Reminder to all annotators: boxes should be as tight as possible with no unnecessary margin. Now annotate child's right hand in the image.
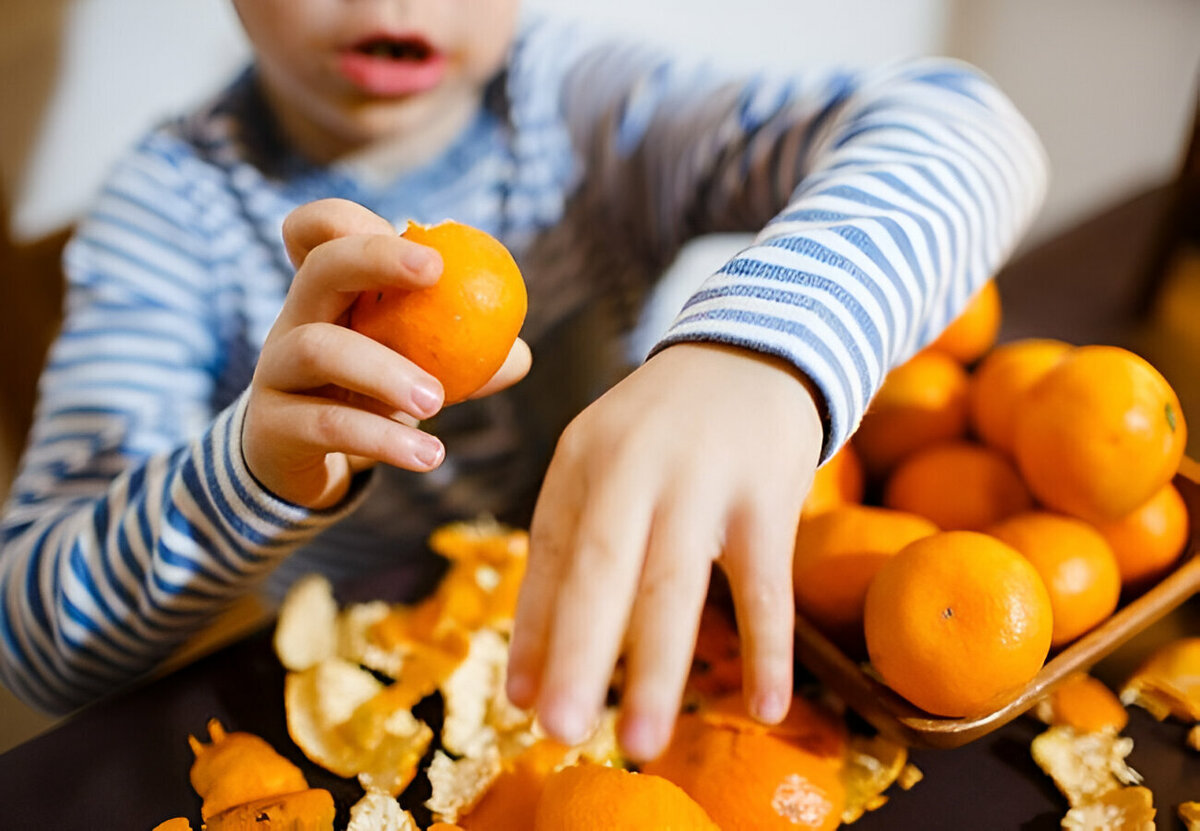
[243,199,530,510]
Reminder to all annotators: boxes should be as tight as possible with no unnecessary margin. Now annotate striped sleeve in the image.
[0,135,356,713]
[556,42,1047,458]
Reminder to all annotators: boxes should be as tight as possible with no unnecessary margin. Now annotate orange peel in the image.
[1120,637,1200,722]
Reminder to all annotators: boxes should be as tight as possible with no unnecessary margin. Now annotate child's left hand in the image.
[506,342,824,763]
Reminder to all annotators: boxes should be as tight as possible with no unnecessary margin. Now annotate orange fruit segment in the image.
[987,512,1121,647]
[1092,482,1190,585]
[348,220,527,404]
[853,350,969,477]
[883,440,1032,532]
[927,280,1002,365]
[863,531,1053,718]
[458,740,569,830]
[533,762,721,830]
[968,337,1071,455]
[792,505,938,652]
[644,694,846,831]
[1013,345,1187,522]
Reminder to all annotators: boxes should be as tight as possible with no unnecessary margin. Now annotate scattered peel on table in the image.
[203,788,336,831]
[188,719,310,821]
[1179,800,1200,830]
[274,574,340,672]
[151,819,193,831]
[1031,725,1142,808]
[346,791,419,831]
[1034,672,1129,734]
[1119,637,1200,722]
[839,733,912,824]
[425,746,504,823]
[1060,785,1156,831]
[283,657,433,795]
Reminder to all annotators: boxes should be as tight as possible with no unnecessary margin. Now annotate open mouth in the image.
[350,36,435,62]
[337,34,447,96]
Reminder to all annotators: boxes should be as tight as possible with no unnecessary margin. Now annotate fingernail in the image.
[411,384,442,417]
[505,671,535,707]
[621,713,668,763]
[403,246,439,278]
[541,699,591,745]
[415,437,444,468]
[753,689,789,724]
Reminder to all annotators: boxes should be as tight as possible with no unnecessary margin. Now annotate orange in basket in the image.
[792,505,937,652]
[348,220,527,404]
[882,440,1033,531]
[1092,481,1191,585]
[1013,345,1187,522]
[968,337,1071,455]
[988,512,1121,648]
[863,531,1053,718]
[852,350,969,477]
[926,280,1002,365]
[801,443,865,517]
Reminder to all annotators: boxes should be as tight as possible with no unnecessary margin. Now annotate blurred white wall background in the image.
[3,0,1197,244]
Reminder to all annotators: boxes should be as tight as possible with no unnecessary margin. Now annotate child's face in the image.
[233,0,521,160]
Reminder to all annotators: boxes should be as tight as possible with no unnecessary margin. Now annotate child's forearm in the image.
[648,59,1047,457]
[0,393,361,714]
[558,38,1046,456]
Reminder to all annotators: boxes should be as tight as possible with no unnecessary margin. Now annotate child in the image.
[0,0,1046,764]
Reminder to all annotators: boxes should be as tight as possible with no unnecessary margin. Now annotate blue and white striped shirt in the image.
[0,20,1046,713]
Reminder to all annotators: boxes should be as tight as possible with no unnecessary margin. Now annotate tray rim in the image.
[793,457,1200,750]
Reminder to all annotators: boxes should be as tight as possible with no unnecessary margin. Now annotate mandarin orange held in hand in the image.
[987,512,1121,648]
[968,338,1072,455]
[348,220,527,404]
[792,505,938,653]
[853,350,970,478]
[882,440,1033,531]
[926,280,1002,365]
[1012,345,1187,522]
[1092,481,1190,586]
[863,531,1053,718]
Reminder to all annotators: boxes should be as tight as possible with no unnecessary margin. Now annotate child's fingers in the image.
[279,233,442,328]
[721,504,797,726]
[259,322,444,420]
[532,474,655,745]
[257,388,445,473]
[505,466,581,709]
[616,503,717,762]
[281,198,398,268]
[468,338,532,399]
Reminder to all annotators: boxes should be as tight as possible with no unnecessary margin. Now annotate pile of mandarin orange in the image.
[796,280,1191,720]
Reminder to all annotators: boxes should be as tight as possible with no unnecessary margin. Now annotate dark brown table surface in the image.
[0,569,1196,830]
[2,184,1198,829]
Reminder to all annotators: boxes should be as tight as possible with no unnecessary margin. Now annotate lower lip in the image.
[337,51,448,96]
